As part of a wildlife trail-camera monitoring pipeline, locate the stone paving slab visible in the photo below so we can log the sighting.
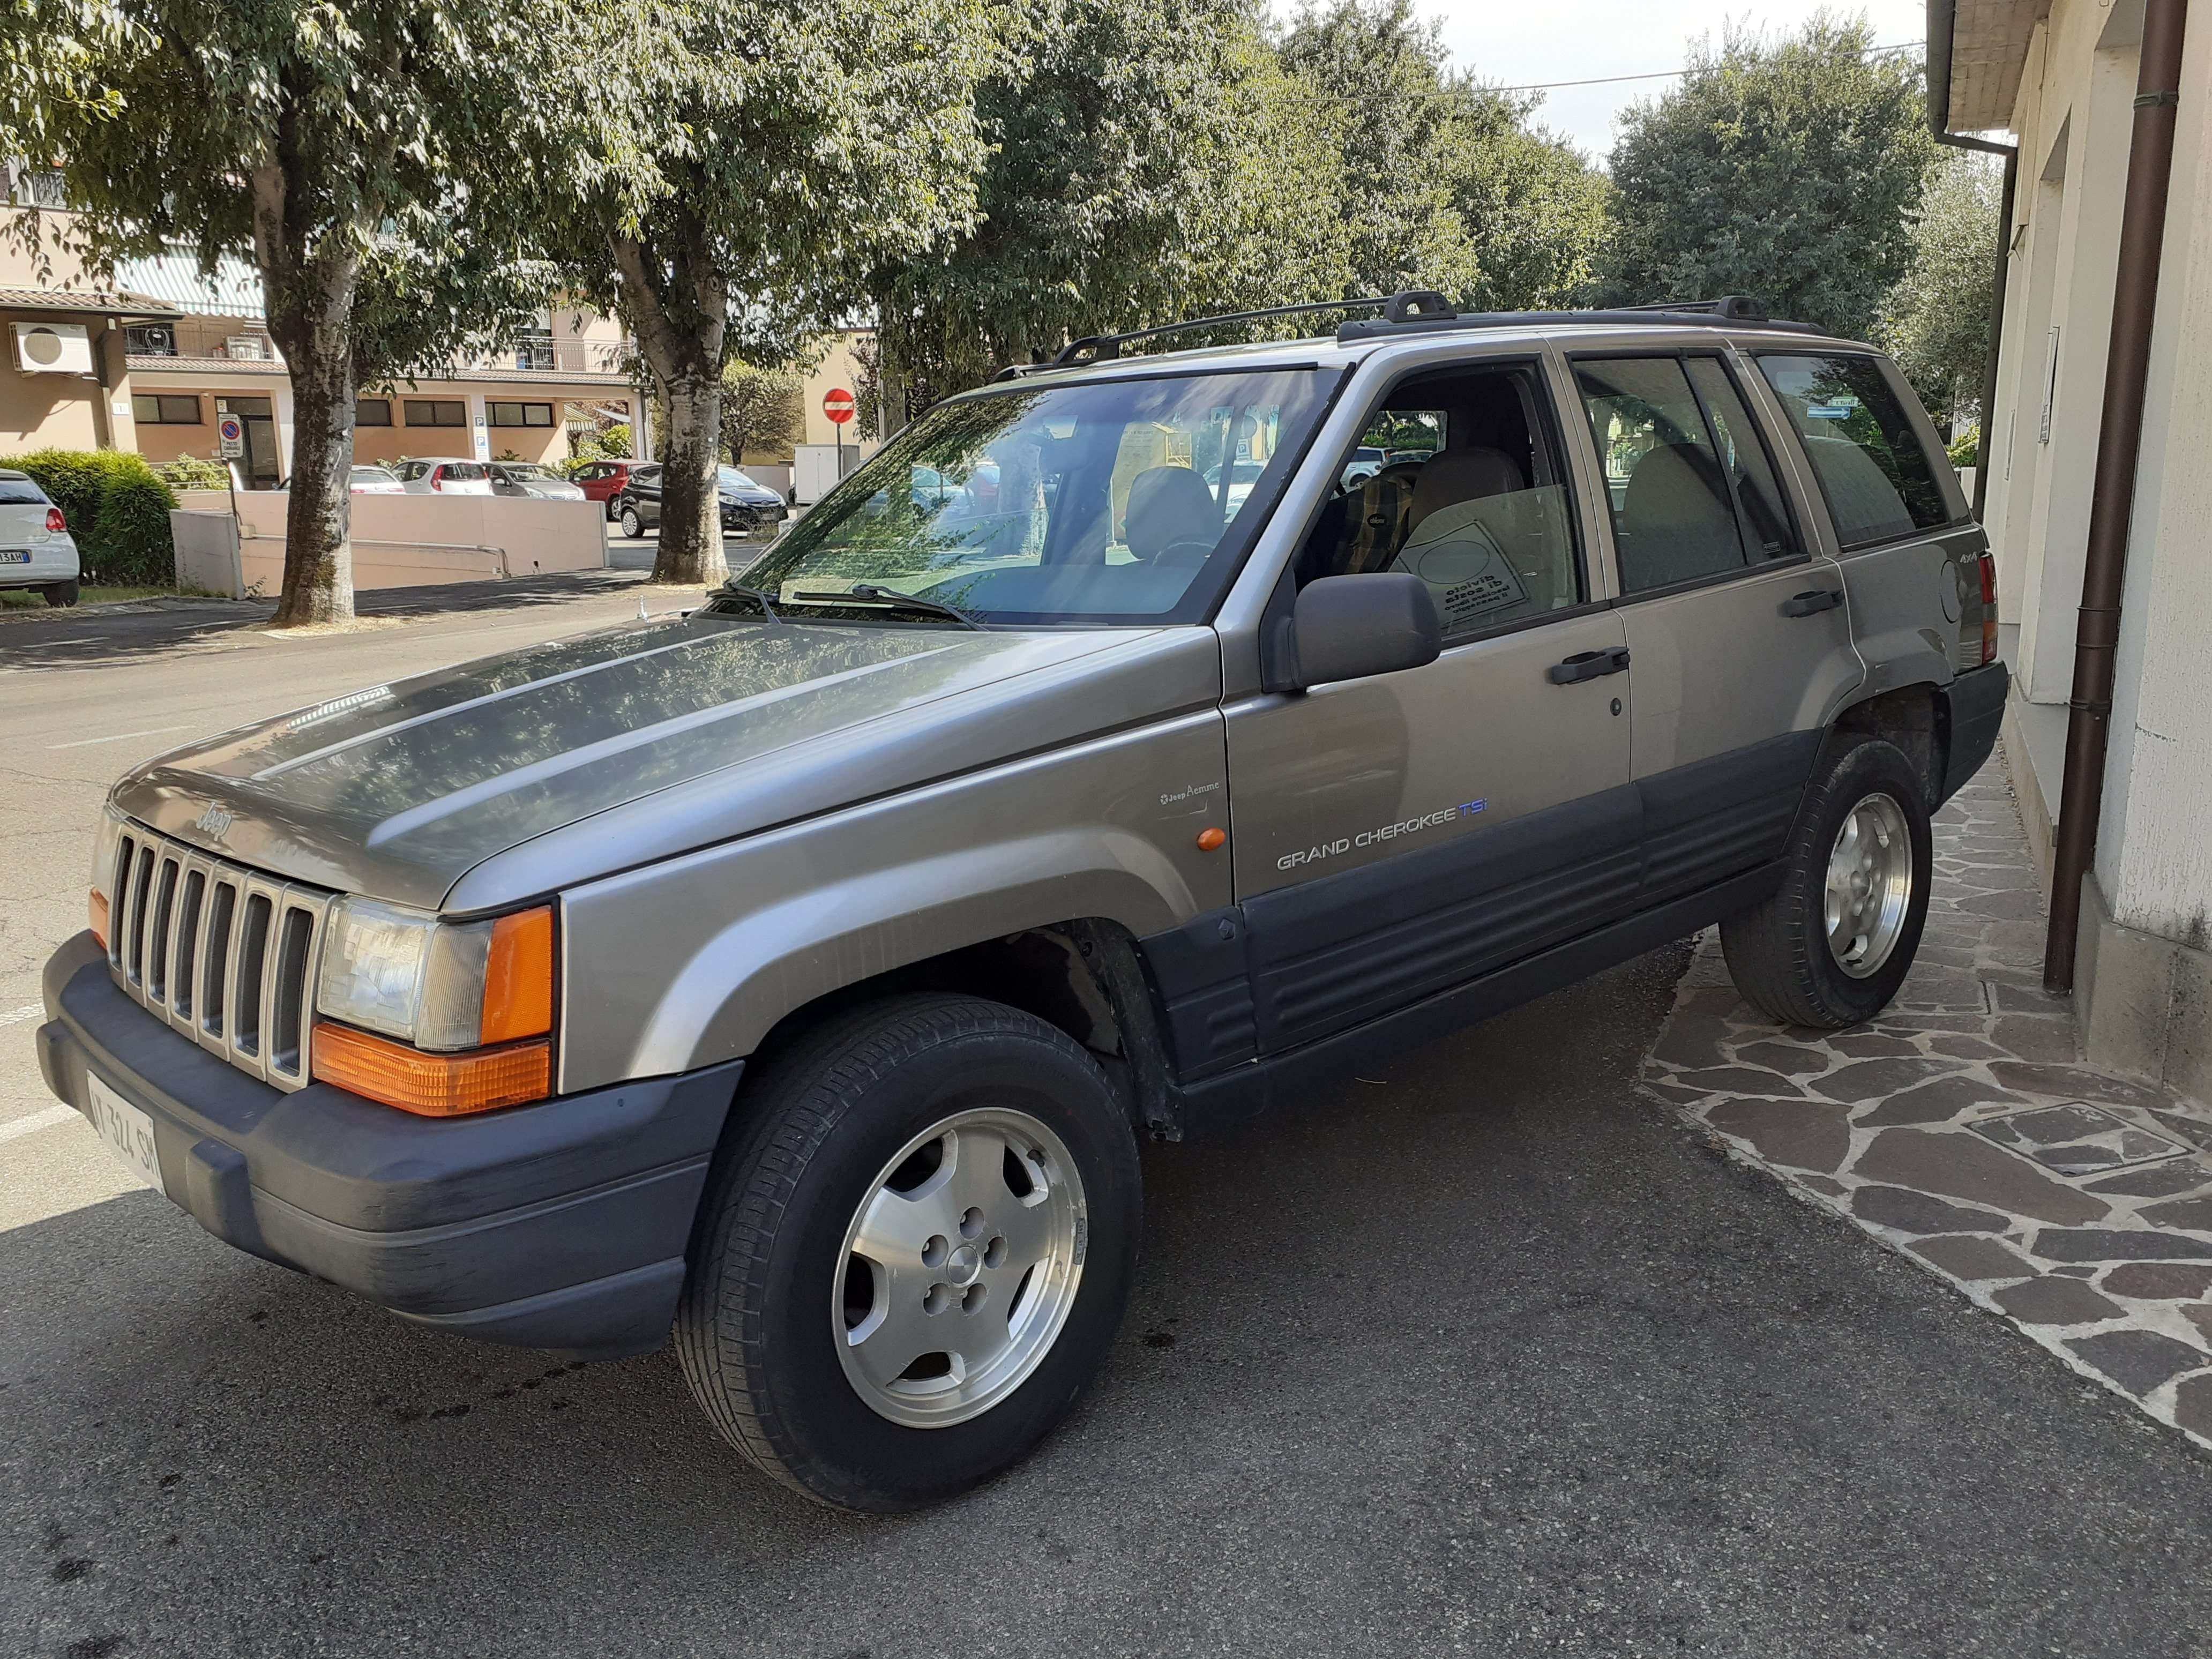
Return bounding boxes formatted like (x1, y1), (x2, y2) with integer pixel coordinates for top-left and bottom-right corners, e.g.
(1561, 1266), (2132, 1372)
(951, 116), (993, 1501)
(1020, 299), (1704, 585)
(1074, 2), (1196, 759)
(1643, 744), (2212, 1452)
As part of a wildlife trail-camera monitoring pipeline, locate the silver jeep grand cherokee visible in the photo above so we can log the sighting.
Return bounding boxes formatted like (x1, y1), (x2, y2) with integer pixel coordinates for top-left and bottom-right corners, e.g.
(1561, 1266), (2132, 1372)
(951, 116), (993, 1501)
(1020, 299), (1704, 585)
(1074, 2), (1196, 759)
(38, 293), (2006, 1512)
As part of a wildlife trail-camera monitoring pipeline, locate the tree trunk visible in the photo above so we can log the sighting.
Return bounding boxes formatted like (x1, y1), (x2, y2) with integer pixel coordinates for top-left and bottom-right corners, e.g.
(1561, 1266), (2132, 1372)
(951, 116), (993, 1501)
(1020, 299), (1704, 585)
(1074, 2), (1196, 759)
(250, 153), (362, 629)
(654, 372), (725, 586)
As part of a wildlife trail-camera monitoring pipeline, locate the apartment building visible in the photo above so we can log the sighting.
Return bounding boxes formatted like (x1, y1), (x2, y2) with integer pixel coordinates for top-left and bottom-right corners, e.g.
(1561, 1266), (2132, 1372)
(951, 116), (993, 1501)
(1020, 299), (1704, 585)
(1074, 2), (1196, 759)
(1931, 0), (2212, 1103)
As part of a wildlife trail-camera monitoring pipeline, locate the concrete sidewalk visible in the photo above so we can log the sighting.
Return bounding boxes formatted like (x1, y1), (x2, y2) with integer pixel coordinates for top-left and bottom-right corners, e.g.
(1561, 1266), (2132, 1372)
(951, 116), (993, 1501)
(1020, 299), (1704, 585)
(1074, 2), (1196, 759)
(1646, 746), (2212, 1449)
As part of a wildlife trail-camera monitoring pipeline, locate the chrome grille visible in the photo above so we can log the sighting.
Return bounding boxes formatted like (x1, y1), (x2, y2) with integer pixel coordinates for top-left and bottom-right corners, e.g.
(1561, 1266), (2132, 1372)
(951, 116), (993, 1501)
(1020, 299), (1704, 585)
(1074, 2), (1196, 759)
(107, 823), (333, 1092)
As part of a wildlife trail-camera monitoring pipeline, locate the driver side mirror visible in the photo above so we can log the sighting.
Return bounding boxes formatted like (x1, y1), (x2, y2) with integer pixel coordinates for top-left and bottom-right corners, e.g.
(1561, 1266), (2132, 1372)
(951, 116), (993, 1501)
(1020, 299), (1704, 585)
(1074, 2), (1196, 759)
(1291, 573), (1441, 687)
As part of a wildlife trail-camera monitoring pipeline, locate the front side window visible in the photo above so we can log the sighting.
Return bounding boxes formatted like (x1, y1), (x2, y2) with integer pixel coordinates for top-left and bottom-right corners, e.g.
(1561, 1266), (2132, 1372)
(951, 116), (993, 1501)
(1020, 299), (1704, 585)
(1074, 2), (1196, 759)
(1297, 362), (1583, 637)
(131, 393), (201, 425)
(404, 399), (467, 428)
(1755, 353), (1953, 548)
(733, 368), (1337, 626)
(1575, 356), (1791, 594)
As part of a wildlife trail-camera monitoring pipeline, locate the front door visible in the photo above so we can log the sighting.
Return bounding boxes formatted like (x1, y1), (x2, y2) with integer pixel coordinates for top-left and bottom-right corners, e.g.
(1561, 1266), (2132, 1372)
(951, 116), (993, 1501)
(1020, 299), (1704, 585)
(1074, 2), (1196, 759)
(1565, 350), (1863, 906)
(1225, 355), (1634, 1056)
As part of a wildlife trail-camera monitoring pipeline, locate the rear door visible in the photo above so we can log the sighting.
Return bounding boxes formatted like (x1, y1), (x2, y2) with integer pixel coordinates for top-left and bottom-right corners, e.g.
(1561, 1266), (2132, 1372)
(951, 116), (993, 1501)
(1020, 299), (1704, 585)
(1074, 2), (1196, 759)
(1564, 348), (1862, 905)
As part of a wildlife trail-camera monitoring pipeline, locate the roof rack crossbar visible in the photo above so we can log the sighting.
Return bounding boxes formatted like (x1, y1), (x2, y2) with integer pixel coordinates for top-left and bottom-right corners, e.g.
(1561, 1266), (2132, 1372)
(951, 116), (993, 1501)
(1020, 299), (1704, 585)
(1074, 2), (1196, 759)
(1051, 295), (1399, 367)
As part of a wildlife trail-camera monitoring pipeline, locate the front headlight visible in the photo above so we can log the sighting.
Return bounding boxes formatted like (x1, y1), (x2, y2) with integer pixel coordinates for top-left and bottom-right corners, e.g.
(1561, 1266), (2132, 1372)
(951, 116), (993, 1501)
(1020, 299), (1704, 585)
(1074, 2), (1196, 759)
(314, 898), (556, 1116)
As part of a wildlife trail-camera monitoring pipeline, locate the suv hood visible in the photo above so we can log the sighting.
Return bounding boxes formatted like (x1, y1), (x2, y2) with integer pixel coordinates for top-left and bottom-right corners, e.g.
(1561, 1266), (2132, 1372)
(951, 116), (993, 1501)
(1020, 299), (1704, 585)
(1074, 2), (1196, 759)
(114, 614), (1221, 912)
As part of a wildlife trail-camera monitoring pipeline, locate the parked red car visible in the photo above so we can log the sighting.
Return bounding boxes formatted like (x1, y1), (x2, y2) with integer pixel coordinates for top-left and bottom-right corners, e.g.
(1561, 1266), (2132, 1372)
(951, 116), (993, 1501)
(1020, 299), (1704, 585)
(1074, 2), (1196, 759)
(572, 459), (645, 521)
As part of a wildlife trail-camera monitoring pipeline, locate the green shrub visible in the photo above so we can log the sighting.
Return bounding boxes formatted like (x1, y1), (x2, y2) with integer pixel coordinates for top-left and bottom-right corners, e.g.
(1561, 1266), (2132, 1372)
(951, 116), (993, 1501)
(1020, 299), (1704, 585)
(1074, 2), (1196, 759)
(1947, 425), (1979, 469)
(152, 453), (232, 491)
(9, 448), (180, 585)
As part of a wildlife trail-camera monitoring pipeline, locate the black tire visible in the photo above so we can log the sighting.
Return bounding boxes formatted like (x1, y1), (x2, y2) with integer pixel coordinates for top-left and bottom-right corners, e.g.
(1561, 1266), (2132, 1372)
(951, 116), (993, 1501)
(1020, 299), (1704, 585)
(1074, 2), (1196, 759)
(618, 502), (645, 540)
(1721, 736), (1933, 1028)
(676, 993), (1142, 1512)
(42, 578), (79, 607)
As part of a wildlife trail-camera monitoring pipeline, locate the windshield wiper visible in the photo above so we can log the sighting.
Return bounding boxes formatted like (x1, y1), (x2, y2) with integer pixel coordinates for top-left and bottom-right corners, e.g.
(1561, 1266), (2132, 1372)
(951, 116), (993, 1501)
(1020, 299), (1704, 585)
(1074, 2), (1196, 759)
(713, 584), (783, 622)
(786, 584), (983, 630)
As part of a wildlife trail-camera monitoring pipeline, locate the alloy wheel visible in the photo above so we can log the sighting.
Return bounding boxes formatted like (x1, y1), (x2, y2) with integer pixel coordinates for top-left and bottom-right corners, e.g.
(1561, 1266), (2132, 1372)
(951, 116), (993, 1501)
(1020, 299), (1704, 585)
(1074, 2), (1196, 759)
(1824, 791), (1914, 978)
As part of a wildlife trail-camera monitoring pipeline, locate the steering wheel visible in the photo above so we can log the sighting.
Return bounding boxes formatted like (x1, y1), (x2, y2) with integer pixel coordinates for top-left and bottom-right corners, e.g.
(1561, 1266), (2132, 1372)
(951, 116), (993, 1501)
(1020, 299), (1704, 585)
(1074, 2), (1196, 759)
(1141, 537), (1218, 567)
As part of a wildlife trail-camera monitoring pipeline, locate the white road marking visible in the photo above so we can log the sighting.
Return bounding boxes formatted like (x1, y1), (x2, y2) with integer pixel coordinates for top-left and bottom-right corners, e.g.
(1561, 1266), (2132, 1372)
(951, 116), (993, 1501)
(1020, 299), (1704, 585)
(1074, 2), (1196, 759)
(46, 724), (194, 750)
(0, 1104), (77, 1145)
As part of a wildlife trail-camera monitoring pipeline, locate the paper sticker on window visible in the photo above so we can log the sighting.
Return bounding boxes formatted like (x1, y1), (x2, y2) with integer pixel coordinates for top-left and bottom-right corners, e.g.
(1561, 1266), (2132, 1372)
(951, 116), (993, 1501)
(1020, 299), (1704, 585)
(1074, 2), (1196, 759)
(1806, 401), (1857, 420)
(1396, 509), (1529, 625)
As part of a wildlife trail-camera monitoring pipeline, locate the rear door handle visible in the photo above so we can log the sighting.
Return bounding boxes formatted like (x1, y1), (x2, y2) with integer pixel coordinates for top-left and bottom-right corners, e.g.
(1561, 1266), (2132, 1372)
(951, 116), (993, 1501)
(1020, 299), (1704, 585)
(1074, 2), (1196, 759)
(1780, 587), (1845, 617)
(1548, 645), (1632, 684)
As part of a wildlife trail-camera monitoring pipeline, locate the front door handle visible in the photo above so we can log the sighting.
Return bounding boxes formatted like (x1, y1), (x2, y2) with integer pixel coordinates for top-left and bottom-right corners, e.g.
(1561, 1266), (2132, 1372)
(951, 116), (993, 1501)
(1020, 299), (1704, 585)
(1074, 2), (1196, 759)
(1548, 645), (1632, 684)
(1780, 587), (1845, 617)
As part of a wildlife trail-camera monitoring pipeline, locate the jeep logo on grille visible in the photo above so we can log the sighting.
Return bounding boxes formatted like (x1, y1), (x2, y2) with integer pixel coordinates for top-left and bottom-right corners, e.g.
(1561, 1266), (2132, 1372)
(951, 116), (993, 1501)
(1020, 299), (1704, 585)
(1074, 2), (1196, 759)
(193, 804), (234, 841)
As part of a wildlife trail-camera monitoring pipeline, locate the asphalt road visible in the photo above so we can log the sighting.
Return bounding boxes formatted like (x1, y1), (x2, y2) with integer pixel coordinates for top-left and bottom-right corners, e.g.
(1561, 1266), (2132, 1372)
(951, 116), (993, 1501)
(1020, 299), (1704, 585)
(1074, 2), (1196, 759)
(5, 589), (2211, 1658)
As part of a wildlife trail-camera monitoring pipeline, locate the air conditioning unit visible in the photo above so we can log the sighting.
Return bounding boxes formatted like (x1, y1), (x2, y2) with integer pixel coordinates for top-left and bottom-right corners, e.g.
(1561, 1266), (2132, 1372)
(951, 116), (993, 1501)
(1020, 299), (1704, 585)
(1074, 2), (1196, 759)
(13, 321), (93, 375)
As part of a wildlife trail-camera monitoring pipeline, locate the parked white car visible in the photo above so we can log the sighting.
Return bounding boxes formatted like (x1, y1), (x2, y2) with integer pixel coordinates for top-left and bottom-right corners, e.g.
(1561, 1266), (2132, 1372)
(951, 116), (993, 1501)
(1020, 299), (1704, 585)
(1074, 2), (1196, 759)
(393, 458), (496, 496)
(0, 468), (80, 606)
(279, 466), (407, 495)
(488, 461), (585, 501)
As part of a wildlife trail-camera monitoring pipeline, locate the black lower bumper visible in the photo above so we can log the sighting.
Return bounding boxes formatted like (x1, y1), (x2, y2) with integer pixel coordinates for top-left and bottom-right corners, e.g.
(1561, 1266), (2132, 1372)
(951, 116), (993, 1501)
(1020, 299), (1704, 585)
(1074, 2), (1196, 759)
(38, 931), (738, 1359)
(1939, 660), (2011, 804)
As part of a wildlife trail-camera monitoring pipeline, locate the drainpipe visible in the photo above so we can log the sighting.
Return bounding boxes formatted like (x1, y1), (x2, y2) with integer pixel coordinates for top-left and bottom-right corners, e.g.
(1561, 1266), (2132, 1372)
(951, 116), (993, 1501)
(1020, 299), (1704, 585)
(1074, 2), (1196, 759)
(2044, 0), (2190, 992)
(1926, 0), (2018, 521)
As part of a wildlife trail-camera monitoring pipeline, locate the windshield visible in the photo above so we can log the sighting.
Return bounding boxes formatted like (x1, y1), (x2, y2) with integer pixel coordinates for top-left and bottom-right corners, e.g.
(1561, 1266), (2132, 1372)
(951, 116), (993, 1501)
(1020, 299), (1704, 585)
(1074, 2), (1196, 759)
(718, 467), (769, 492)
(502, 464), (558, 481)
(733, 367), (1335, 626)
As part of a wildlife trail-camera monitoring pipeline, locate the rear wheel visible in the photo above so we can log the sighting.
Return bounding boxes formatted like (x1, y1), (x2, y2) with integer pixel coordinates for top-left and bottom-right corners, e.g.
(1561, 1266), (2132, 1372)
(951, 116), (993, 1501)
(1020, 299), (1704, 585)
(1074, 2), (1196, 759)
(41, 578), (78, 608)
(677, 993), (1141, 1512)
(1721, 736), (1932, 1028)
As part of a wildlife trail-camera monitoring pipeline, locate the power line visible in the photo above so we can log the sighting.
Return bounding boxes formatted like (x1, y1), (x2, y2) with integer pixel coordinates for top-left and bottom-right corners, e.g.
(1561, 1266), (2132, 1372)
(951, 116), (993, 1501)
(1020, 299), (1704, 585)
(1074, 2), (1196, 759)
(1486, 39), (1923, 96)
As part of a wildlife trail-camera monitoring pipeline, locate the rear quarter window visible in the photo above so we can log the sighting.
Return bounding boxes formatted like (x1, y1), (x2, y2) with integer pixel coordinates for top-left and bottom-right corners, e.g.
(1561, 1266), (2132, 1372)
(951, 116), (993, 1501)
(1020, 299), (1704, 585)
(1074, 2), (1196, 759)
(1754, 352), (1959, 549)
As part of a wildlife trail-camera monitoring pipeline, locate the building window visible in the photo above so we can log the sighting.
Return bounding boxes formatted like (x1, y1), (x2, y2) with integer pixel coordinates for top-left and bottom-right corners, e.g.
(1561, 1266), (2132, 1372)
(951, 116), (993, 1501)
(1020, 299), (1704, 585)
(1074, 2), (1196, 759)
(487, 401), (554, 428)
(130, 394), (202, 425)
(513, 330), (555, 371)
(403, 399), (468, 427)
(13, 166), (67, 210)
(124, 324), (177, 357)
(356, 398), (392, 427)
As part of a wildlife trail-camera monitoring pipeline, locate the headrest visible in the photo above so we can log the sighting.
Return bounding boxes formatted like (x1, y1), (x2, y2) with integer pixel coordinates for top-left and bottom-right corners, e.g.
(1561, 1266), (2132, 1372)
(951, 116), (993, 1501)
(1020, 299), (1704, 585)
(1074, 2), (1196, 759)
(1124, 466), (1220, 560)
(1409, 446), (1526, 527)
(1621, 443), (1729, 526)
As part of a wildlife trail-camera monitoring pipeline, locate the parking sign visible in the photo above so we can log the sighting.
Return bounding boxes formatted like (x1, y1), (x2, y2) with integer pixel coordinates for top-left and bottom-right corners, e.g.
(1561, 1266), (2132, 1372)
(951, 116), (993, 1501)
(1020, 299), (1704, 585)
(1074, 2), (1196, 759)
(217, 413), (244, 459)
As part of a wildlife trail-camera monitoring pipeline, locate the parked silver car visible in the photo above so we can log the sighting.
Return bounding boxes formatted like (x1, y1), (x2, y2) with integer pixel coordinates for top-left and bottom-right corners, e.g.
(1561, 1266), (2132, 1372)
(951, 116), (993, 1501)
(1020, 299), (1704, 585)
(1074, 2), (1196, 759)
(393, 457), (495, 495)
(0, 468), (80, 605)
(39, 292), (2004, 1513)
(489, 461), (586, 501)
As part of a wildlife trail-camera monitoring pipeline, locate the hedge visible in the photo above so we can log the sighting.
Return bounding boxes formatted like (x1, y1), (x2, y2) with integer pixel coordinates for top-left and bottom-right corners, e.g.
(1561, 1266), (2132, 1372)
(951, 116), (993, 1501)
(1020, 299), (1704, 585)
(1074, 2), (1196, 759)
(8, 449), (180, 586)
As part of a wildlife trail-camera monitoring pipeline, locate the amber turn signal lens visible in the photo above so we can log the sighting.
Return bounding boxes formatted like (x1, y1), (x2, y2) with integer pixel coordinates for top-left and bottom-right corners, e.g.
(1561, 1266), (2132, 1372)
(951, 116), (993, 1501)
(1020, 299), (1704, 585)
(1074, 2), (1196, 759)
(314, 1021), (550, 1117)
(1196, 827), (1227, 851)
(89, 889), (109, 948)
(481, 905), (554, 1044)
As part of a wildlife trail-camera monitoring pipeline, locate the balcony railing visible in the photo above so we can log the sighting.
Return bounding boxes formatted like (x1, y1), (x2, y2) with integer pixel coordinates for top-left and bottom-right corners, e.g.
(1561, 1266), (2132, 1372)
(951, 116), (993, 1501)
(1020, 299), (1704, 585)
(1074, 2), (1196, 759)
(505, 335), (631, 376)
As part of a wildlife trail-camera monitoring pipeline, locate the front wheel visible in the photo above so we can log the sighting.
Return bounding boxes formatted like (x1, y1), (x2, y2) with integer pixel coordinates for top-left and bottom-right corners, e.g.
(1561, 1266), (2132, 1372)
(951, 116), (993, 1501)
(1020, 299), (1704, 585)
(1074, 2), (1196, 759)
(676, 994), (1141, 1512)
(618, 502), (644, 540)
(1721, 736), (1933, 1028)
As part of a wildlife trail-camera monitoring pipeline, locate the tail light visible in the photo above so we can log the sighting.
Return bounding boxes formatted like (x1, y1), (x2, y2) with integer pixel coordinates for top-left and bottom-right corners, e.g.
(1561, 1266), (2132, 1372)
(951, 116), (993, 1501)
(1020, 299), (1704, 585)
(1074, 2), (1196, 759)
(1978, 550), (1999, 666)
(45, 506), (65, 533)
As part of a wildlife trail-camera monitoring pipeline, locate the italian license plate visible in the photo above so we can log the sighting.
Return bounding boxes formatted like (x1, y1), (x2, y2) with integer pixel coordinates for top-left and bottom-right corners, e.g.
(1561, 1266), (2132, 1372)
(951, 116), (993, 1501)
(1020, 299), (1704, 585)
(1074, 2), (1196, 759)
(86, 1074), (166, 1194)
(0, 550), (30, 564)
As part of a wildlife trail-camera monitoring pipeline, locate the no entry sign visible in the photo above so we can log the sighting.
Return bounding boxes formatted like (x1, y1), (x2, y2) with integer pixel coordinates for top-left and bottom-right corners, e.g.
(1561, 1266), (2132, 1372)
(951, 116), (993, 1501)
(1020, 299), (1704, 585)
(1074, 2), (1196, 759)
(823, 387), (855, 427)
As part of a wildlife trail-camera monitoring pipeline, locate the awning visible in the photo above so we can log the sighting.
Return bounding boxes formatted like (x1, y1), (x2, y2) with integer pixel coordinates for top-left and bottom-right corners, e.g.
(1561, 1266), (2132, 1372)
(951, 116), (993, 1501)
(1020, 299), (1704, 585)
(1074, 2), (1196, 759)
(1931, 0), (2044, 136)
(112, 249), (265, 319)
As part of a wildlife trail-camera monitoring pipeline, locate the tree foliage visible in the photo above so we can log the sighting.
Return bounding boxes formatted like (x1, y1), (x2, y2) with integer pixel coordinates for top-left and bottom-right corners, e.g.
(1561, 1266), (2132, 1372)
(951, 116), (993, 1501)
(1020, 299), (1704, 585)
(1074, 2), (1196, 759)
(1599, 15), (1934, 339)
(721, 363), (805, 462)
(1883, 146), (2003, 427)
(32, 1), (578, 625)
(542, 0), (1002, 586)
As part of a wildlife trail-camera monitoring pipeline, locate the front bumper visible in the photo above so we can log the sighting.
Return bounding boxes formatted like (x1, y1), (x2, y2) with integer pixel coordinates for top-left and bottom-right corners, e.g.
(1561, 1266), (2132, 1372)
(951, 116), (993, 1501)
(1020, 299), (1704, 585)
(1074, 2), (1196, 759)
(1939, 660), (2010, 804)
(38, 931), (738, 1358)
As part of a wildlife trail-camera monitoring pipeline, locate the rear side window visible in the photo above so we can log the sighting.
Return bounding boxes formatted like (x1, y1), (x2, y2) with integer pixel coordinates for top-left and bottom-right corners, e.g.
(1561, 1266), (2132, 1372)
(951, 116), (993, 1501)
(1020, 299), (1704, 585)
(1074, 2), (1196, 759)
(439, 463), (487, 482)
(1575, 355), (1794, 594)
(0, 475), (47, 505)
(1755, 353), (1953, 548)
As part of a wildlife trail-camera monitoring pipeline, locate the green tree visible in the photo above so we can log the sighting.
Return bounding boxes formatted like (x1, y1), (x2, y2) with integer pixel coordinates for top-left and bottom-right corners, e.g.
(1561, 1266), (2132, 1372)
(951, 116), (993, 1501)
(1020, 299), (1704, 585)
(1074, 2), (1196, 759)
(720, 363), (805, 462)
(1445, 103), (1611, 312)
(541, 0), (1002, 587)
(1276, 0), (1477, 299)
(1883, 146), (2004, 429)
(1599, 15), (1934, 339)
(31, 2), (577, 626)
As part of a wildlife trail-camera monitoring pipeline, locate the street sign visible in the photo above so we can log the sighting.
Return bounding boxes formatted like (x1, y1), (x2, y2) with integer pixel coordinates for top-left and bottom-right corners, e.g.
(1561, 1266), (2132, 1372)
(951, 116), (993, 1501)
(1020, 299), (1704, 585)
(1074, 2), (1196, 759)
(823, 387), (856, 427)
(216, 414), (244, 459)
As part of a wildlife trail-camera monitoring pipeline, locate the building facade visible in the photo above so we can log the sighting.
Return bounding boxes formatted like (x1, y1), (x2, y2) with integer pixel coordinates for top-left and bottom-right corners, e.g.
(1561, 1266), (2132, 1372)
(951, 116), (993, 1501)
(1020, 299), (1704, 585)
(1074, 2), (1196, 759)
(1933, 0), (2212, 1103)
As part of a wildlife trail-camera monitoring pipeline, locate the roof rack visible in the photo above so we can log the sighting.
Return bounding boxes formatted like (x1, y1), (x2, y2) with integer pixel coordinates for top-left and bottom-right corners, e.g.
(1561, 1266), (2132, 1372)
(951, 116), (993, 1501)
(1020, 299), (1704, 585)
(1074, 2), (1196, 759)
(990, 290), (1814, 381)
